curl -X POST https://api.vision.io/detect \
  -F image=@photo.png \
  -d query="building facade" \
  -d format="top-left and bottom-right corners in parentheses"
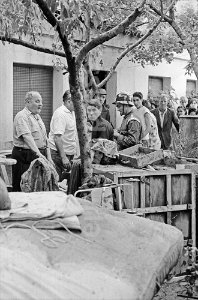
top-left (0, 29), bottom-right (197, 149)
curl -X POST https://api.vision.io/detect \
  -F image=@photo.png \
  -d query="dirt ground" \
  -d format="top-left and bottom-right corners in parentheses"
top-left (153, 281), bottom-right (190, 300)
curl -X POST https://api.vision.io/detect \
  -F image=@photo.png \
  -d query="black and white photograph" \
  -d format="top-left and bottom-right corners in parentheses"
top-left (0, 0), bottom-right (198, 299)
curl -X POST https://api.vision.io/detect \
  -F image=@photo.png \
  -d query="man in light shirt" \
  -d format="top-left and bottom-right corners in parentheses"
top-left (48, 90), bottom-right (77, 181)
top-left (11, 91), bottom-right (51, 191)
top-left (151, 94), bottom-right (179, 150)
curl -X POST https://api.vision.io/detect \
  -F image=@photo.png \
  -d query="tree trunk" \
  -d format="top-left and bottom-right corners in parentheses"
top-left (69, 70), bottom-right (92, 181)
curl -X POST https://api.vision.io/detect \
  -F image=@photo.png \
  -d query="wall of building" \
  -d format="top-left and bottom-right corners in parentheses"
top-left (0, 42), bottom-right (66, 149)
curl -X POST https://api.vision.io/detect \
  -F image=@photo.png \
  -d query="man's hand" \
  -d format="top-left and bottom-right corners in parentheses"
top-left (62, 156), bottom-right (71, 171)
top-left (113, 129), bottom-right (120, 138)
top-left (37, 152), bottom-right (48, 161)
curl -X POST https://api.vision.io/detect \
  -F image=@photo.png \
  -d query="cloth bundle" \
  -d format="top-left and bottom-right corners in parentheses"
top-left (0, 191), bottom-right (83, 231)
top-left (90, 139), bottom-right (119, 164)
top-left (20, 157), bottom-right (59, 192)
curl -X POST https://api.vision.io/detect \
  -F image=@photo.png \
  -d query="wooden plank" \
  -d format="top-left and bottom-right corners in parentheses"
top-left (93, 164), bottom-right (194, 178)
top-left (191, 172), bottom-right (196, 246)
top-left (145, 175), bottom-right (166, 207)
top-left (166, 174), bottom-right (172, 225)
top-left (122, 178), bottom-right (139, 209)
top-left (127, 204), bottom-right (192, 214)
top-left (140, 180), bottom-right (145, 219)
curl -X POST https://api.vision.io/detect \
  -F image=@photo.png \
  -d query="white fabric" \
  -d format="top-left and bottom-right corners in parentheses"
top-left (48, 105), bottom-right (77, 155)
top-left (159, 109), bottom-right (167, 128)
top-left (0, 192), bottom-right (84, 221)
top-left (133, 106), bottom-right (149, 140)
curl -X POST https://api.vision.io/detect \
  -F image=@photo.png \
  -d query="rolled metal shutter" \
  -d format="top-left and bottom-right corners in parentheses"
top-left (148, 76), bottom-right (163, 97)
top-left (13, 64), bottom-right (53, 133)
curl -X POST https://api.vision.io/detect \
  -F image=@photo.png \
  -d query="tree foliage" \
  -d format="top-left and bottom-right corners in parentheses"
top-left (133, 2), bottom-right (198, 78)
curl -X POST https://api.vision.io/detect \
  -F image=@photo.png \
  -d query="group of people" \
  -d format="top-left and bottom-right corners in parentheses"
top-left (11, 88), bottom-right (181, 192)
top-left (176, 96), bottom-right (198, 117)
top-left (113, 92), bottom-right (180, 151)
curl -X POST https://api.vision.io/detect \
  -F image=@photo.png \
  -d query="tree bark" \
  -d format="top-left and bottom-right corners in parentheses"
top-left (69, 70), bottom-right (92, 180)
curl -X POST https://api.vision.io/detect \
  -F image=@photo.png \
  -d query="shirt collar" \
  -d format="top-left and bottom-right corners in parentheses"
top-left (24, 107), bottom-right (39, 119)
top-left (62, 104), bottom-right (72, 114)
top-left (24, 107), bottom-right (32, 116)
top-left (124, 110), bottom-right (133, 119)
top-left (159, 108), bottom-right (167, 115)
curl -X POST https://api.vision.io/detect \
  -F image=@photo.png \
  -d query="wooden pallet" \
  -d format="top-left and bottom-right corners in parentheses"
top-left (93, 164), bottom-right (196, 246)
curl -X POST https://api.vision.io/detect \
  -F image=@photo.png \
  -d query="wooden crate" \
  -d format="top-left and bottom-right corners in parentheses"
top-left (93, 164), bottom-right (196, 246)
top-left (119, 145), bottom-right (164, 168)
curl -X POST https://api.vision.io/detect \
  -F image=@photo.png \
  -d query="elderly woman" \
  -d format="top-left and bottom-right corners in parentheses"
top-left (132, 92), bottom-right (161, 150)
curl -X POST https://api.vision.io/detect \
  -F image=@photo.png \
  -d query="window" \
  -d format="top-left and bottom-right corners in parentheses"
top-left (186, 80), bottom-right (197, 98)
top-left (148, 76), bottom-right (171, 103)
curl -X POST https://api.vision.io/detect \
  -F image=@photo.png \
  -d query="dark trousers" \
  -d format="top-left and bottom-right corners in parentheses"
top-left (50, 149), bottom-right (74, 182)
top-left (11, 147), bottom-right (47, 192)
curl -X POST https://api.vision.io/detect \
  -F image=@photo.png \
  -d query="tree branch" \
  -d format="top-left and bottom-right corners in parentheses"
top-left (34, 0), bottom-right (75, 83)
top-left (97, 0), bottom-right (176, 89)
top-left (149, 3), bottom-right (198, 78)
top-left (34, 0), bottom-right (57, 28)
top-left (76, 0), bottom-right (147, 69)
top-left (0, 35), bottom-right (66, 57)
top-left (149, 2), bottom-right (186, 43)
top-left (84, 60), bottom-right (97, 91)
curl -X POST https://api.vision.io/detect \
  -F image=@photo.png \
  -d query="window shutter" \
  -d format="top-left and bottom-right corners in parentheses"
top-left (162, 77), bottom-right (171, 93)
top-left (13, 64), bottom-right (53, 133)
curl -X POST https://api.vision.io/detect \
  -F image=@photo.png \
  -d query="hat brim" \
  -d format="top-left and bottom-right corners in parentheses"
top-left (112, 101), bottom-right (134, 106)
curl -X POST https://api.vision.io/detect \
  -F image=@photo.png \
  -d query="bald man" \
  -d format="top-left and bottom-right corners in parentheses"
top-left (11, 91), bottom-right (51, 191)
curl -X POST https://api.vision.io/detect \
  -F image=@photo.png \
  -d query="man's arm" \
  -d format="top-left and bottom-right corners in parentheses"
top-left (106, 122), bottom-right (114, 141)
top-left (116, 120), bottom-right (142, 149)
top-left (142, 112), bottom-right (151, 139)
top-left (54, 134), bottom-right (71, 170)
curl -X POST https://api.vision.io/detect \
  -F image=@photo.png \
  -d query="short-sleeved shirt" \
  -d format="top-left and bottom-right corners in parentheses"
top-left (48, 104), bottom-right (77, 155)
top-left (13, 107), bottom-right (47, 149)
